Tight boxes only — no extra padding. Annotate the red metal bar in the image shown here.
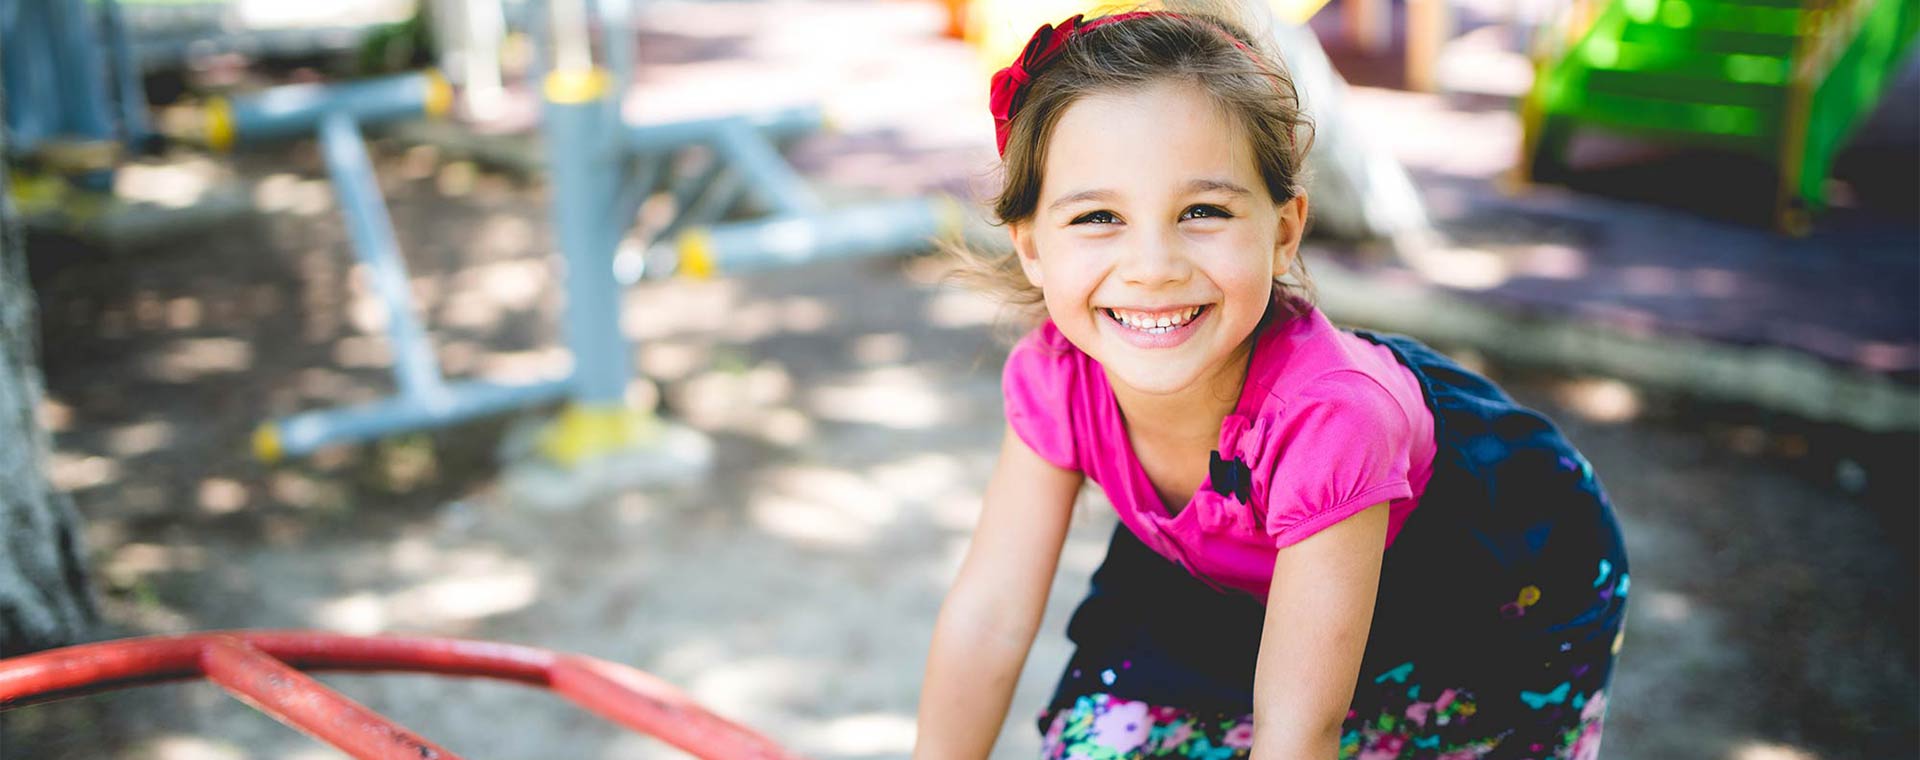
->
[0,633,208,705]
[550,655,805,760]
[200,636,458,760]
[0,630,805,760]
[0,631,555,707]
[226,631,557,682]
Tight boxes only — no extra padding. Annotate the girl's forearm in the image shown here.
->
[1252,504,1390,760]
[913,605,1035,759]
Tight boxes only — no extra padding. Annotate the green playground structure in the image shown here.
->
[1519,0,1919,232]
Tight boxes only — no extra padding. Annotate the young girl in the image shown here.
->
[915,4,1630,759]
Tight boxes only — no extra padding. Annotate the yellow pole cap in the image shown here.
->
[205,97,236,152]
[535,404,659,467]
[253,423,283,463]
[543,69,610,104]
[677,229,716,279]
[423,69,455,118]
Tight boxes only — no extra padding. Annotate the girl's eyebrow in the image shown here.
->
[1047,189,1118,212]
[1184,178,1252,197]
[1045,179,1251,212]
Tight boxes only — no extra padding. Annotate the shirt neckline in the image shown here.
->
[1094,295,1303,523]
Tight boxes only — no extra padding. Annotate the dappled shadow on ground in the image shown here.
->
[6,131,1066,757]
[1325,81,1920,379]
[7,1,1917,757]
[9,131,1915,759]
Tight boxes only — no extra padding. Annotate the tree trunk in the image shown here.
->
[0,83,99,657]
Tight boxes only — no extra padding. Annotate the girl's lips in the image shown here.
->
[1099,304,1211,349]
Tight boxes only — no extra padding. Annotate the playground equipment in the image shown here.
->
[427,0,516,119]
[225,0,960,470]
[960,0,1434,245]
[2,0,152,187]
[1520,0,1920,232]
[2,0,424,243]
[178,69,595,464]
[0,630,801,759]
[2,0,423,171]
[8,0,960,497]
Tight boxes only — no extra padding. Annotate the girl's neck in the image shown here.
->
[1105,338,1255,449]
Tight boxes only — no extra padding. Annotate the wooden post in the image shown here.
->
[1407,0,1453,91]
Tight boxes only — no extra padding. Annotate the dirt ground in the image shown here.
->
[5,134,1916,759]
[5,2,1918,758]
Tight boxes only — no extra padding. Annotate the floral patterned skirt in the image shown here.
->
[1040,679,1611,759]
[1039,333,1630,760]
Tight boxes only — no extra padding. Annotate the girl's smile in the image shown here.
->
[1098,303,1213,348]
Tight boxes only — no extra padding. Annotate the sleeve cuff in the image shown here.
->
[1267,481,1409,550]
[1007,413,1078,472]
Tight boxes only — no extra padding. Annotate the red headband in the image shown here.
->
[988,11,1259,157]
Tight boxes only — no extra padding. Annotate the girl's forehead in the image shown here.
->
[1040,82,1259,197]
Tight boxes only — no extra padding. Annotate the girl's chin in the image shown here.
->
[1100,361,1210,397]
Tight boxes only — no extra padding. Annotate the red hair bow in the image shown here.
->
[988,12,1154,157]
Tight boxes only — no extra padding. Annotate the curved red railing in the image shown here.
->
[0,630,804,760]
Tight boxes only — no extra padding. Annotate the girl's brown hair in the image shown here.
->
[957,1,1318,323]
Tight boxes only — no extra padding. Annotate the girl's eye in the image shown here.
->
[1181,204,1233,221]
[1071,210,1118,225]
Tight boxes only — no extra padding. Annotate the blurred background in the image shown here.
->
[0,0,1914,757]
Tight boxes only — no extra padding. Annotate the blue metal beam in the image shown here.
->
[222,73,442,147]
[319,112,447,402]
[263,379,573,460]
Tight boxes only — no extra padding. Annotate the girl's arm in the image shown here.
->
[914,426,1083,759]
[1250,502,1391,758]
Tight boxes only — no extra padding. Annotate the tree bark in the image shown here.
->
[0,82,100,657]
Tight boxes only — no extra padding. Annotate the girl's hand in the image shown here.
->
[1250,502,1390,759]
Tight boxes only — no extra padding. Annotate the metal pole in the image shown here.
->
[51,0,115,145]
[261,379,573,461]
[98,0,152,146]
[659,197,959,278]
[623,106,824,152]
[542,71,629,406]
[216,73,445,149]
[0,631,804,760]
[318,111,448,402]
[711,118,822,216]
[2,0,61,153]
[200,637,460,760]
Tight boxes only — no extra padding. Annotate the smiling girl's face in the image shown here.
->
[1011,79,1307,400]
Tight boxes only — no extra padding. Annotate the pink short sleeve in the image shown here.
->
[1262,372,1415,548]
[1002,324,1080,472]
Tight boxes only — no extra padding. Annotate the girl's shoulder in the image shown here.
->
[1236,307,1436,449]
[1004,320,1090,391]
[1002,320,1093,471]
[1242,304,1424,419]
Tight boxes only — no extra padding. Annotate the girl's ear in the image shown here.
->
[1010,220,1044,288]
[1272,194,1309,275]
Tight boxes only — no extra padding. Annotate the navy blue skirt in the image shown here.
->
[1039,332,1630,759]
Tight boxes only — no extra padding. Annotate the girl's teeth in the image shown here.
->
[1109,306,1202,333]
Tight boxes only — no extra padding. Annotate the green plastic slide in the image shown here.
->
[1520,0,1919,232]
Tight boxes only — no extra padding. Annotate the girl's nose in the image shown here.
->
[1116,226,1192,286]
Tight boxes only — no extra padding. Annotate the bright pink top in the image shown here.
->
[1003,301,1437,600]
